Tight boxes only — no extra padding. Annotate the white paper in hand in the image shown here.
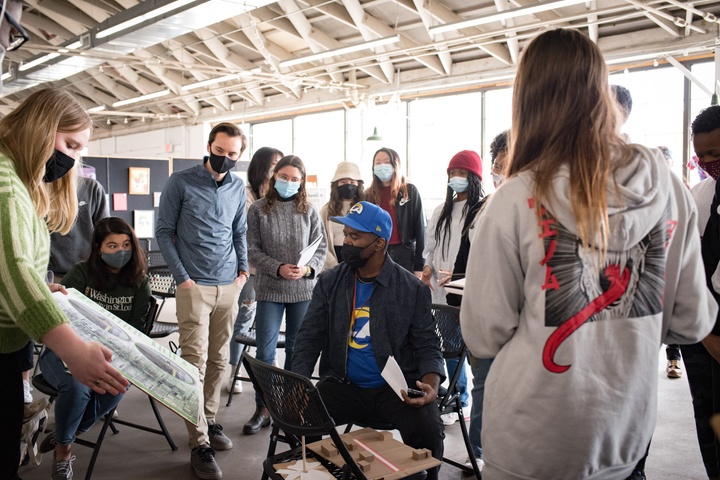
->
[298,235,323,266]
[381,355,408,401]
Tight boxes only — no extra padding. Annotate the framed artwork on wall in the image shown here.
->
[134,210,155,239]
[128,167,150,195]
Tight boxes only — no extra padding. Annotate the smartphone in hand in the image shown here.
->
[407,388,426,398]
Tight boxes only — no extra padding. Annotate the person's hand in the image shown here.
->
[178,278,196,289]
[279,264,304,280]
[63,341,129,395]
[233,275,247,288]
[48,283,68,295]
[702,333,720,364]
[401,379,437,407]
[437,269,453,287]
[420,266,434,291]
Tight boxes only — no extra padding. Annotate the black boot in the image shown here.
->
[243,404,271,435]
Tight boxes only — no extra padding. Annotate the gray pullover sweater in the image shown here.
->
[248,198,327,303]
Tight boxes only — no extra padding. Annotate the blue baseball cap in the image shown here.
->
[330,201,392,242]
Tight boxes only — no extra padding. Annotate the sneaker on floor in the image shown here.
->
[667,359,682,378]
[441,412,459,426]
[226,376,242,394]
[464,457,485,473]
[39,432,57,454]
[191,445,222,480]
[23,379,33,404]
[51,455,75,480]
[208,423,233,451]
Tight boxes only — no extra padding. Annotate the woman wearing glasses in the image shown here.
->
[242,155,327,435]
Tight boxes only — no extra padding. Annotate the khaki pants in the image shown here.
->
[176,283,241,448]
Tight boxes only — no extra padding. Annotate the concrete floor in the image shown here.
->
[19,299,710,480]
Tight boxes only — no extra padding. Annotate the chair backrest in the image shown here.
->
[432,304,464,359]
[242,353,367,480]
[147,266,177,297]
[142,295,159,336]
[145,250,167,269]
[432,304,467,412]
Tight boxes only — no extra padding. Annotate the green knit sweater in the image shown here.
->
[0,154,68,353]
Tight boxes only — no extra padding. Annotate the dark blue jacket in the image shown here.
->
[292,254,444,385]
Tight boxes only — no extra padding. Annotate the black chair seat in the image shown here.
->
[149,321,180,338]
[32,373,56,397]
[234,330,286,348]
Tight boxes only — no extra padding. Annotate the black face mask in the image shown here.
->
[207,152,236,174]
[341,238,378,269]
[43,150,75,183]
[338,184,358,200]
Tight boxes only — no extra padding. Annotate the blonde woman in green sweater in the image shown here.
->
[0,88,128,479]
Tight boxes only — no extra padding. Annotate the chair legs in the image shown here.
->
[110,396,178,451]
[442,395,481,480]
[227,344,251,407]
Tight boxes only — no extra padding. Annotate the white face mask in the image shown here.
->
[492,172,505,189]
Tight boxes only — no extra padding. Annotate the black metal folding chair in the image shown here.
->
[32,296,178,479]
[242,352,371,480]
[432,304,481,480]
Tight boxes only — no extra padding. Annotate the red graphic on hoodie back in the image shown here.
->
[527,198,673,374]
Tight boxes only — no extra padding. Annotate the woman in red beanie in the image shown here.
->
[421,150,484,301]
[421,150,485,426]
[365,147,426,276]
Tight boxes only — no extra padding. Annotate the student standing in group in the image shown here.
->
[156,122,249,480]
[39,217,150,479]
[227,146,283,395]
[0,87,128,480]
[243,155,327,435]
[421,150,484,426]
[460,28,715,479]
[683,105,720,480]
[365,147,426,277]
[320,161,365,271]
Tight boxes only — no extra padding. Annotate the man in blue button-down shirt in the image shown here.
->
[156,122,249,480]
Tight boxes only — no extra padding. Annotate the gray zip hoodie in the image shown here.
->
[460,145,716,479]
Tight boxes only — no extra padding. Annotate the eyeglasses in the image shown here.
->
[4,10,29,52]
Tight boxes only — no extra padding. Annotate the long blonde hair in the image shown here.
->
[0,88,92,234]
[508,28,632,255]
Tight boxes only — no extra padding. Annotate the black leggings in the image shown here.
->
[0,343,28,480]
[681,342,720,478]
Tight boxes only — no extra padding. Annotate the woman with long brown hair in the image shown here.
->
[460,28,715,479]
[365,147,426,277]
[243,155,327,434]
[0,88,127,479]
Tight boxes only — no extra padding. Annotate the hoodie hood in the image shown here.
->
[544,145,669,251]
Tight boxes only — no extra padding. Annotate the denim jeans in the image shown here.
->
[254,300,310,404]
[229,274,256,366]
[40,349,124,445]
[445,357,469,407]
[469,356,494,459]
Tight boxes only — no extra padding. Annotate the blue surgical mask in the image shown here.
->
[373,164,394,182]
[101,250,132,270]
[448,176,469,193]
[275,178,301,198]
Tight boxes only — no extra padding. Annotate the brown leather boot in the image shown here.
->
[243,404,271,435]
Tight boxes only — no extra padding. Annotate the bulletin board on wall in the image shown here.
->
[171,157,202,174]
[84,156,170,251]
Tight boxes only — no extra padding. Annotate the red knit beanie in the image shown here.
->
[448,150,482,180]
